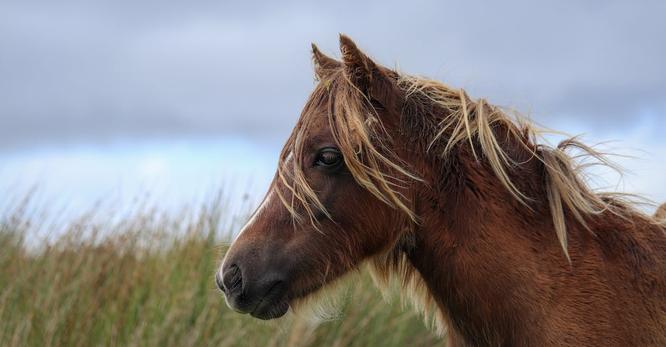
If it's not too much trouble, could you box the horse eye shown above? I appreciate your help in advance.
[315,148,342,168]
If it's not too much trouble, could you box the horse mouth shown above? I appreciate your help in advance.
[250,299,289,320]
[249,282,290,320]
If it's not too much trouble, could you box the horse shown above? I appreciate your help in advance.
[217,35,666,346]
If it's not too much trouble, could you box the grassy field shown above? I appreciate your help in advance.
[0,196,442,347]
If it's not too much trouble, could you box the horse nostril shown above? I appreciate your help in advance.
[222,264,243,294]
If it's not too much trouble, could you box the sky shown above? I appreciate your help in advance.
[1,0,665,226]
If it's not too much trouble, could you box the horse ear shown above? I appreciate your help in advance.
[339,34,376,93]
[339,34,401,111]
[311,43,340,80]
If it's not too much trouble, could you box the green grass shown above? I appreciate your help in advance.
[0,197,442,346]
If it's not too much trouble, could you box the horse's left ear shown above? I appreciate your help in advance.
[339,34,399,109]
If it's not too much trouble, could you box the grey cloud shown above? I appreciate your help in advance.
[1,0,665,148]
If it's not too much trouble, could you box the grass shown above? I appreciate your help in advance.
[0,195,443,346]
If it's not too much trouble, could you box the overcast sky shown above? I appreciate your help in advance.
[1,0,665,220]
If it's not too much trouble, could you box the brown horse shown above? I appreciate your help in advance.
[217,35,666,346]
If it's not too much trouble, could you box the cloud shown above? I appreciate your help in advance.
[0,0,665,148]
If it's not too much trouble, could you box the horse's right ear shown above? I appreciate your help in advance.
[339,35,402,113]
[311,43,340,80]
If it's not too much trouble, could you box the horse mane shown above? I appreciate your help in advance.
[279,68,651,257]
[397,75,652,260]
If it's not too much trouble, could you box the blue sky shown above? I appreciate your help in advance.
[1,0,665,227]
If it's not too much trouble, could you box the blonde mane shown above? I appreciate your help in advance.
[277,68,649,260]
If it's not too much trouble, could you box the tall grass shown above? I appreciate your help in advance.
[0,194,442,346]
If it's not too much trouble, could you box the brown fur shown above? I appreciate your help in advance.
[220,35,666,346]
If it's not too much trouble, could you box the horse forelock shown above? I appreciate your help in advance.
[274,70,419,229]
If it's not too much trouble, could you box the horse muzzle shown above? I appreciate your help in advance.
[216,259,290,320]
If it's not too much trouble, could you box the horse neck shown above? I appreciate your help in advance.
[401,126,565,344]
